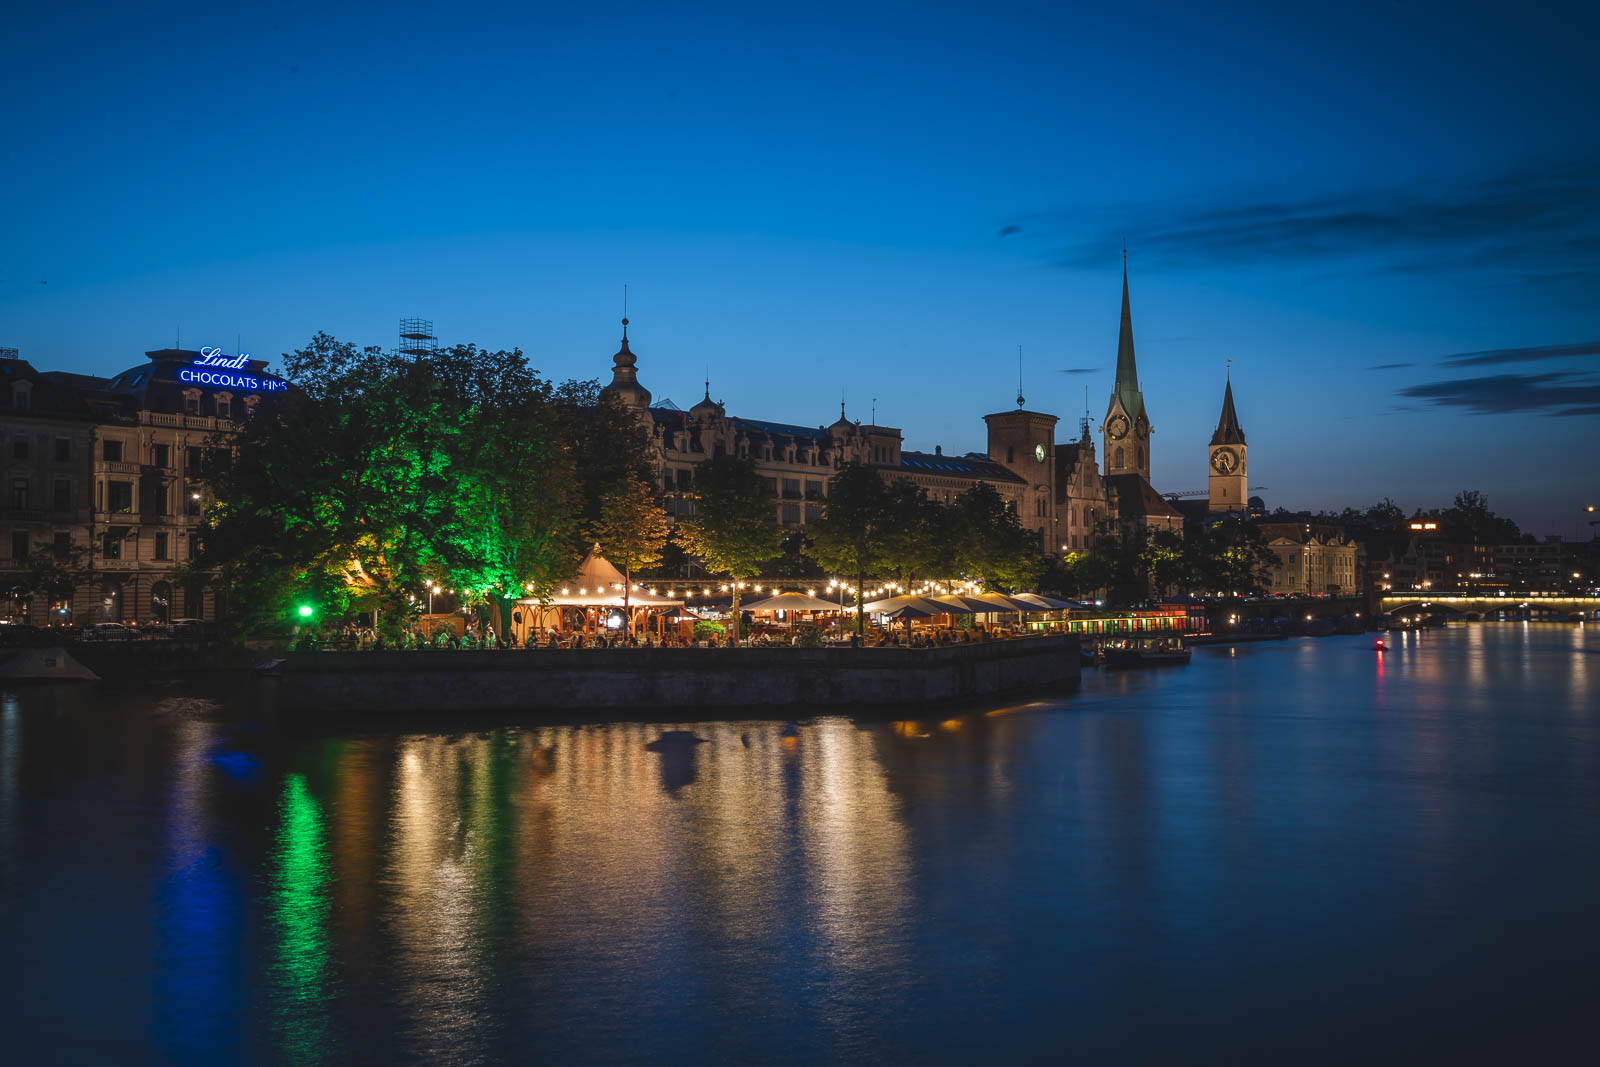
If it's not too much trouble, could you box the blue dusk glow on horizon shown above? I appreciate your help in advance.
[3,2,1597,534]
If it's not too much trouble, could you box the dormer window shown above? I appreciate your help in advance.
[215,393,232,419]
[11,383,30,410]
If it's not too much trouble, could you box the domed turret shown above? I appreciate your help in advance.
[827,401,854,435]
[690,378,723,420]
[600,318,652,410]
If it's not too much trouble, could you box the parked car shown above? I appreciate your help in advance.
[168,618,208,639]
[82,622,133,641]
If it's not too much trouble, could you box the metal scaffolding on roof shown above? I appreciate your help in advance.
[397,318,437,359]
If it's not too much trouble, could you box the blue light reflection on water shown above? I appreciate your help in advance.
[0,623,1596,1064]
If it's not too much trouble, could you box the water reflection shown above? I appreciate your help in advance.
[6,625,1599,1064]
[271,773,334,1065]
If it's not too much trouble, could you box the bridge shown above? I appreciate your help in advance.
[1380,593,1600,620]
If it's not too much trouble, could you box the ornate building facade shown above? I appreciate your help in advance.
[1,348,285,625]
[601,262,1205,553]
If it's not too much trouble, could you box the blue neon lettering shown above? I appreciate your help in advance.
[194,346,251,369]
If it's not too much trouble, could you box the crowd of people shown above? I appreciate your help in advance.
[293,619,1031,652]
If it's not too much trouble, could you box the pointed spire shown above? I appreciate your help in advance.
[1115,253,1138,396]
[1210,377,1246,446]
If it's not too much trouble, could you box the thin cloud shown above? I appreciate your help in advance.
[1440,340,1600,367]
[1058,367,1098,375]
[1397,371,1600,416]
[1368,362,1414,370]
[997,224,1021,238]
[1014,156,1600,277]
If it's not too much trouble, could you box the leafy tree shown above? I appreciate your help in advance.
[553,380,657,560]
[805,463,897,636]
[1191,517,1276,595]
[593,477,669,613]
[7,540,91,622]
[675,455,783,644]
[762,531,826,580]
[1142,528,1192,596]
[1441,490,1523,546]
[948,483,1043,591]
[199,335,579,640]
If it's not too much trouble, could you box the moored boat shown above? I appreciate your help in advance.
[1102,635,1191,668]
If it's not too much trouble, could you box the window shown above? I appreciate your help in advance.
[187,446,203,473]
[12,437,28,460]
[764,477,778,498]
[52,479,70,512]
[1007,446,1015,464]
[781,503,800,524]
[155,532,169,560]
[153,443,169,468]
[216,396,230,418]
[11,532,27,560]
[102,440,123,462]
[184,489,200,516]
[102,532,121,560]
[10,479,27,509]
[53,532,70,559]
[54,438,70,462]
[186,393,199,414]
[108,481,133,513]
[11,385,29,409]
[782,478,801,499]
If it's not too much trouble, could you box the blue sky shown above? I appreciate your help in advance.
[3,1,1597,534]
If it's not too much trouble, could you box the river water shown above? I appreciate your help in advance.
[2,623,1596,1064]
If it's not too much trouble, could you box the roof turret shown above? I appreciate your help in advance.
[600,317,652,409]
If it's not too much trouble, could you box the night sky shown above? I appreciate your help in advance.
[4,2,1597,534]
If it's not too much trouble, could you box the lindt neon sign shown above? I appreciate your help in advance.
[179,347,289,392]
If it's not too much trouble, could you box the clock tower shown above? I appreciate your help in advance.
[1102,258,1151,481]
[985,401,1059,553]
[1207,377,1248,512]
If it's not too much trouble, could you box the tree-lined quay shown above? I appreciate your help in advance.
[175,336,1591,652]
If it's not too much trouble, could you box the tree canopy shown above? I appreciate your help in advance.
[674,455,784,643]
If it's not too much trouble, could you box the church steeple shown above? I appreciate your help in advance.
[1103,252,1152,481]
[1210,377,1246,446]
[1113,254,1141,419]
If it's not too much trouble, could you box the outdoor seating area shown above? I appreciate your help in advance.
[289,547,1093,653]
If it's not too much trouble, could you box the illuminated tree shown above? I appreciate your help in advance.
[674,455,783,644]
[594,477,670,613]
[804,463,897,637]
[198,334,581,639]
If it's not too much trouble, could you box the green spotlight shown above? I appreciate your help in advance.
[297,604,314,619]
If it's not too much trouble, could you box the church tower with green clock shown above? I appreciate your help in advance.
[1102,259,1151,482]
[1208,377,1248,512]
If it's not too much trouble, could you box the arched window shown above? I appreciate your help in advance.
[150,580,173,622]
[1115,447,1124,469]
[99,579,123,622]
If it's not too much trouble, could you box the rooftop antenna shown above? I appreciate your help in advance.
[1016,344,1025,408]
[871,397,877,425]
[622,284,629,339]
[1080,385,1091,439]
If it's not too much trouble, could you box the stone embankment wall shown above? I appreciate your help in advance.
[270,636,1079,714]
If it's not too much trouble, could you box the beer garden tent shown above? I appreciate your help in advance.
[740,592,844,613]
[1013,593,1082,611]
[862,594,956,616]
[515,544,683,637]
[925,593,999,614]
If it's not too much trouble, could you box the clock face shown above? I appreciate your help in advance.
[1034,443,1046,463]
[1107,414,1129,440]
[1212,447,1237,474]
[1134,414,1149,439]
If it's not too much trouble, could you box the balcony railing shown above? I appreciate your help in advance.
[94,460,141,476]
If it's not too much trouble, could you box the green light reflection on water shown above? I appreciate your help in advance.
[271,772,336,1065]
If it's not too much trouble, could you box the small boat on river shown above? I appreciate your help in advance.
[1102,635,1191,668]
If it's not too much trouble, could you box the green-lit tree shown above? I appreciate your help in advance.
[804,463,897,637]
[674,455,783,644]
[594,477,670,613]
[198,334,580,640]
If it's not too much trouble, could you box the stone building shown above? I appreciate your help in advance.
[1259,522,1360,595]
[0,347,287,626]
[1208,378,1248,513]
[600,262,1194,554]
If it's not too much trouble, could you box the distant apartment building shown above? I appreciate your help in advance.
[1258,522,1361,595]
